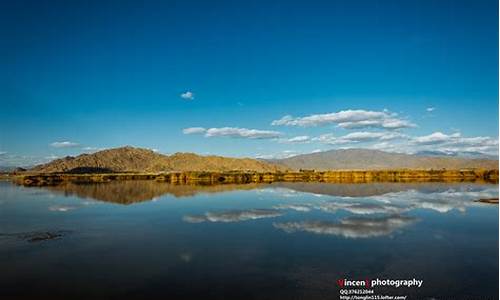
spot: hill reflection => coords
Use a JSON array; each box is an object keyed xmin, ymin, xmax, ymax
[
  {"xmin": 44, "ymin": 180, "xmax": 261, "ymax": 204},
  {"xmin": 36, "ymin": 180, "xmax": 498, "ymax": 204}
]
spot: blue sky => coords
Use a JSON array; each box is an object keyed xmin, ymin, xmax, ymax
[{"xmin": 0, "ymin": 0, "xmax": 498, "ymax": 166}]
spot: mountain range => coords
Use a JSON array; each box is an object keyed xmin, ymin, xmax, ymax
[
  {"xmin": 271, "ymin": 149, "xmax": 498, "ymax": 170},
  {"xmin": 29, "ymin": 146, "xmax": 498, "ymax": 173}
]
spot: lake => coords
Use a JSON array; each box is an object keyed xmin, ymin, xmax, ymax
[{"xmin": 0, "ymin": 180, "xmax": 498, "ymax": 299}]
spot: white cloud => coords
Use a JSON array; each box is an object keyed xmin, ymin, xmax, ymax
[
  {"xmin": 255, "ymin": 150, "xmax": 301, "ymax": 159},
  {"xmin": 204, "ymin": 127, "xmax": 282, "ymax": 139},
  {"xmin": 0, "ymin": 151, "xmax": 7, "ymax": 156},
  {"xmin": 323, "ymin": 131, "xmax": 498, "ymax": 156},
  {"xmin": 409, "ymin": 132, "xmax": 498, "ymax": 155},
  {"xmin": 312, "ymin": 131, "xmax": 407, "ymax": 145},
  {"xmin": 366, "ymin": 141, "xmax": 409, "ymax": 153},
  {"xmin": 339, "ymin": 119, "xmax": 414, "ymax": 130},
  {"xmin": 255, "ymin": 148, "xmax": 331, "ymax": 160},
  {"xmin": 180, "ymin": 91, "xmax": 194, "ymax": 100},
  {"xmin": 183, "ymin": 127, "xmax": 207, "ymax": 134},
  {"xmin": 312, "ymin": 134, "xmax": 351, "ymax": 145},
  {"xmin": 50, "ymin": 141, "xmax": 80, "ymax": 148},
  {"xmin": 0, "ymin": 153, "xmax": 58, "ymax": 167},
  {"xmin": 181, "ymin": 111, "xmax": 496, "ymax": 157},
  {"xmin": 271, "ymin": 109, "xmax": 415, "ymax": 129},
  {"xmin": 413, "ymin": 132, "xmax": 461, "ymax": 145},
  {"xmin": 82, "ymin": 147, "xmax": 105, "ymax": 153},
  {"xmin": 341, "ymin": 131, "xmax": 407, "ymax": 141},
  {"xmin": 426, "ymin": 107, "xmax": 436, "ymax": 112},
  {"xmin": 184, "ymin": 127, "xmax": 282, "ymax": 139},
  {"xmin": 279, "ymin": 135, "xmax": 311, "ymax": 144}
]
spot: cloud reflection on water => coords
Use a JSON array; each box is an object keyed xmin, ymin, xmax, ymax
[
  {"xmin": 273, "ymin": 215, "xmax": 417, "ymax": 238},
  {"xmin": 183, "ymin": 185, "xmax": 497, "ymax": 239},
  {"xmin": 315, "ymin": 202, "xmax": 407, "ymax": 215},
  {"xmin": 370, "ymin": 188, "xmax": 498, "ymax": 213},
  {"xmin": 48, "ymin": 205, "xmax": 79, "ymax": 212},
  {"xmin": 31, "ymin": 181, "xmax": 497, "ymax": 239},
  {"xmin": 273, "ymin": 204, "xmax": 313, "ymax": 212},
  {"xmin": 183, "ymin": 209, "xmax": 284, "ymax": 223}
]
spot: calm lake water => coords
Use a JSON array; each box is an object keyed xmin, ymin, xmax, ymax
[{"xmin": 0, "ymin": 180, "xmax": 498, "ymax": 299}]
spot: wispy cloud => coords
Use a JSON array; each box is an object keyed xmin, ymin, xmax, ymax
[
  {"xmin": 279, "ymin": 135, "xmax": 311, "ymax": 144},
  {"xmin": 205, "ymin": 127, "xmax": 282, "ymax": 139},
  {"xmin": 255, "ymin": 150, "xmax": 301, "ymax": 159},
  {"xmin": 180, "ymin": 91, "xmax": 194, "ymax": 100},
  {"xmin": 272, "ymin": 109, "xmax": 415, "ymax": 130},
  {"xmin": 306, "ymin": 130, "xmax": 498, "ymax": 156},
  {"xmin": 183, "ymin": 127, "xmax": 282, "ymax": 139},
  {"xmin": 426, "ymin": 107, "xmax": 436, "ymax": 112},
  {"xmin": 182, "ymin": 127, "xmax": 207, "ymax": 134},
  {"xmin": 409, "ymin": 132, "xmax": 498, "ymax": 155},
  {"xmin": 181, "ymin": 107, "xmax": 497, "ymax": 157},
  {"xmin": 312, "ymin": 131, "xmax": 407, "ymax": 145},
  {"xmin": 412, "ymin": 132, "xmax": 461, "ymax": 145},
  {"xmin": 50, "ymin": 141, "xmax": 80, "ymax": 148},
  {"xmin": 0, "ymin": 153, "xmax": 55, "ymax": 167}
]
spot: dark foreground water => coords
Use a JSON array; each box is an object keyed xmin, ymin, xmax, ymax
[{"xmin": 0, "ymin": 180, "xmax": 498, "ymax": 300}]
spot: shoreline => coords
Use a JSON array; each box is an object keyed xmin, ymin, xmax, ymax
[{"xmin": 10, "ymin": 169, "xmax": 499, "ymax": 186}]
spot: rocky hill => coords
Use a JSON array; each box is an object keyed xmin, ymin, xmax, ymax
[
  {"xmin": 31, "ymin": 146, "xmax": 284, "ymax": 173},
  {"xmin": 273, "ymin": 149, "xmax": 498, "ymax": 170}
]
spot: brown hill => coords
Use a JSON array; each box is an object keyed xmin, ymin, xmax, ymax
[
  {"xmin": 273, "ymin": 149, "xmax": 499, "ymax": 170},
  {"xmin": 31, "ymin": 146, "xmax": 284, "ymax": 173}
]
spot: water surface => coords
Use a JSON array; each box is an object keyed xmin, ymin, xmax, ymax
[{"xmin": 0, "ymin": 181, "xmax": 498, "ymax": 299}]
